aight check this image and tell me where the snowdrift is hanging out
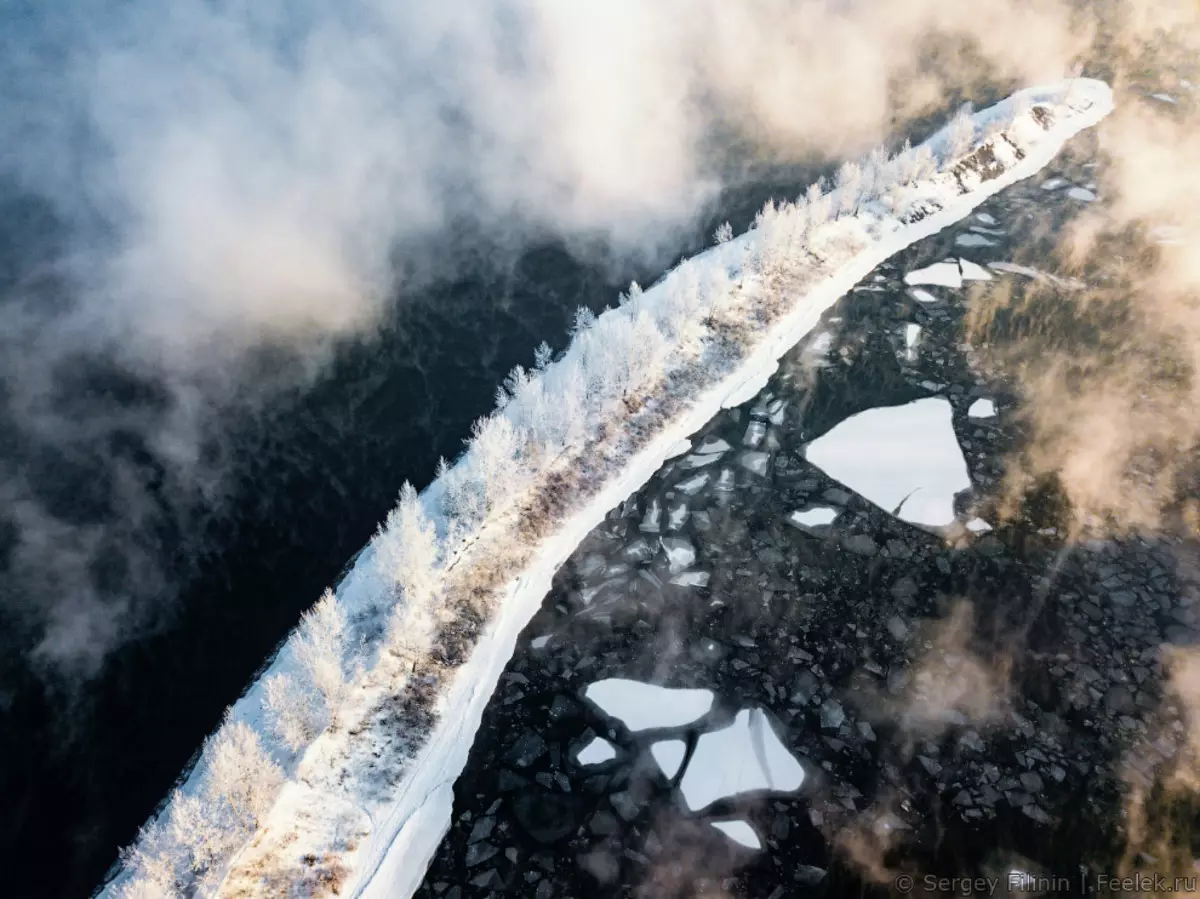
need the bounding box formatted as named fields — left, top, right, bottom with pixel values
left=102, top=79, right=1113, bottom=899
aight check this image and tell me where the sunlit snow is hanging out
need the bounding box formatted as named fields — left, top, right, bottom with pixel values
left=968, top=398, right=997, bottom=419
left=650, top=739, right=688, bottom=779
left=711, top=820, right=762, bottom=850
left=805, top=397, right=971, bottom=528
left=584, top=679, right=714, bottom=733
left=679, top=709, right=806, bottom=811
left=576, top=737, right=617, bottom=766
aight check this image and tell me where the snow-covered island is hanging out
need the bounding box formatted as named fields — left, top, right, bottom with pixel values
left=104, top=79, right=1113, bottom=899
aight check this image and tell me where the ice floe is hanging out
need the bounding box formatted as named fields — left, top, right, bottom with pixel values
left=584, top=679, right=714, bottom=733
left=1041, top=177, right=1067, bottom=190
left=966, top=517, right=994, bottom=534
left=739, top=451, right=770, bottom=477
left=968, top=398, right=997, bottom=419
left=975, top=212, right=997, bottom=225
left=661, top=537, right=697, bottom=573
left=711, top=820, right=762, bottom=850
left=956, top=233, right=996, bottom=247
left=905, top=323, right=922, bottom=348
left=904, top=261, right=962, bottom=288
left=1067, top=186, right=1097, bottom=202
left=576, top=737, right=618, bottom=766
left=530, top=635, right=552, bottom=650
left=1151, top=92, right=1178, bottom=104
left=679, top=708, right=806, bottom=812
left=669, top=570, right=710, bottom=588
left=650, top=739, right=688, bottom=779
left=958, top=259, right=993, bottom=281
left=787, top=507, right=838, bottom=529
left=804, top=397, right=971, bottom=528
left=909, top=288, right=939, bottom=304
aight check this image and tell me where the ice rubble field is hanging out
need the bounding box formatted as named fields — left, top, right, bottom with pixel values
left=105, top=79, right=1112, bottom=899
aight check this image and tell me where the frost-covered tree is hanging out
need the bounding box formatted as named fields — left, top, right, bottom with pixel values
left=293, top=590, right=350, bottom=729
left=533, top=341, right=554, bottom=373
left=469, top=413, right=525, bottom=513
left=945, top=103, right=976, bottom=160
left=806, top=180, right=832, bottom=230
left=713, top=221, right=733, bottom=244
left=203, top=719, right=284, bottom=837
left=378, top=482, right=441, bottom=606
left=439, top=455, right=484, bottom=536
left=263, top=673, right=319, bottom=752
left=835, top=160, right=863, bottom=218
left=117, top=820, right=182, bottom=899
left=911, top=144, right=937, bottom=182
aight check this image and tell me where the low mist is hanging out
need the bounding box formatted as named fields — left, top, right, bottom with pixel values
left=0, top=0, right=1187, bottom=676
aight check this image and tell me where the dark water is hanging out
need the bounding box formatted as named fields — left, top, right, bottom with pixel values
left=411, top=144, right=1200, bottom=897
left=0, top=159, right=849, bottom=899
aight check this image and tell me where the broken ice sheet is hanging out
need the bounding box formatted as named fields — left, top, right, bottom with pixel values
left=711, top=820, right=762, bottom=850
left=669, top=570, right=710, bottom=588
left=956, top=233, right=996, bottom=248
left=804, top=397, right=971, bottom=529
left=975, top=212, right=997, bottom=225
left=909, top=288, right=939, bottom=304
left=679, top=708, right=805, bottom=812
left=958, top=259, right=992, bottom=281
left=787, top=507, right=838, bottom=529
left=650, top=739, right=687, bottom=779
left=576, top=737, right=617, bottom=766
left=905, top=323, right=921, bottom=349
left=661, top=537, right=697, bottom=573
left=968, top=398, right=996, bottom=419
left=739, top=451, right=770, bottom=477
left=676, top=473, right=710, bottom=496
left=904, top=261, right=962, bottom=288
left=584, top=679, right=714, bottom=733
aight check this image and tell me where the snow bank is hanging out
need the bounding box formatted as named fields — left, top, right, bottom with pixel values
left=102, top=78, right=1113, bottom=899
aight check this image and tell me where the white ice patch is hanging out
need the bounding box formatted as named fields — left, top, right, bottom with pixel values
left=1067, top=186, right=1097, bottom=202
left=664, top=439, right=693, bottom=460
left=904, top=261, right=962, bottom=289
left=669, top=570, right=710, bottom=588
left=955, top=233, right=996, bottom=248
left=576, top=737, right=617, bottom=766
left=805, top=397, right=971, bottom=528
left=968, top=398, right=996, bottom=419
left=966, top=517, right=993, bottom=534
left=905, top=323, right=922, bottom=348
left=743, top=420, right=766, bottom=448
left=958, top=259, right=993, bottom=281
left=676, top=473, right=710, bottom=496
left=975, top=212, right=997, bottom=225
left=661, top=537, right=697, bottom=573
left=788, top=507, right=838, bottom=528
left=1041, top=177, right=1067, bottom=190
left=584, top=679, right=714, bottom=733
left=808, top=331, right=834, bottom=355
left=530, top=635, right=552, bottom=650
left=739, top=451, right=770, bottom=477
left=679, top=709, right=806, bottom=812
left=1151, top=92, right=1178, bottom=104
left=711, top=820, right=762, bottom=850
left=909, top=288, right=939, bottom=304
left=650, top=739, right=688, bottom=780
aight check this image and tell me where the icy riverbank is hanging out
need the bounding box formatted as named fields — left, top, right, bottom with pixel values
left=104, top=79, right=1112, bottom=899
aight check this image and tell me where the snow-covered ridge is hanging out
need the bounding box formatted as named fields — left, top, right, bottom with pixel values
left=104, top=79, right=1113, bottom=899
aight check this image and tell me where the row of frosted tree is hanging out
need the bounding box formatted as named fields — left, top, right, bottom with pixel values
left=114, top=97, right=1035, bottom=897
